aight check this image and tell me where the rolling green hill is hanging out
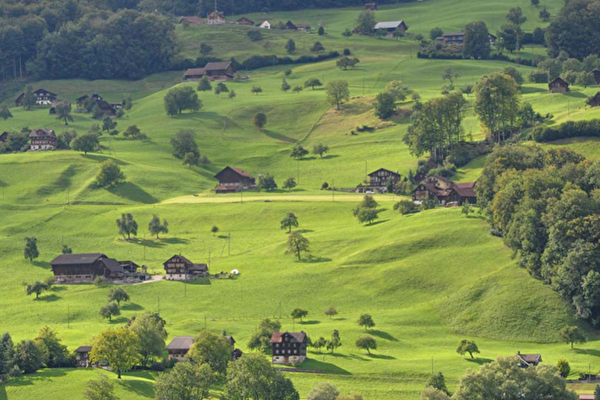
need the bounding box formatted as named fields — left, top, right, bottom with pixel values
left=2, top=0, right=600, bottom=399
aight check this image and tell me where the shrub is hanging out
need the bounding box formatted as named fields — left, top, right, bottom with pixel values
left=532, top=119, right=600, bottom=142
left=394, top=200, right=419, bottom=215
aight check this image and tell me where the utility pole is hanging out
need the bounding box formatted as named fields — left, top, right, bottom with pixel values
left=228, top=234, right=231, bottom=256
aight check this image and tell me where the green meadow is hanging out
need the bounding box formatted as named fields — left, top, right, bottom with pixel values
left=2, top=0, right=600, bottom=398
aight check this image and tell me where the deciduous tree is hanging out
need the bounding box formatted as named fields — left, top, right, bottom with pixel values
left=355, top=336, right=377, bottom=354
left=24, top=237, right=39, bottom=262
left=358, top=314, right=375, bottom=330
left=326, top=80, right=350, bottom=110
left=99, top=302, right=120, bottom=322
left=90, top=328, right=139, bottom=378
left=286, top=231, right=310, bottom=260
left=71, top=133, right=99, bottom=154
left=116, top=213, right=138, bottom=240
left=188, top=330, right=232, bottom=375
left=96, top=160, right=125, bottom=188
left=456, top=339, right=480, bottom=358
left=83, top=374, right=118, bottom=400
left=155, top=361, right=214, bottom=400
left=148, top=215, right=169, bottom=239
left=559, top=326, right=586, bottom=349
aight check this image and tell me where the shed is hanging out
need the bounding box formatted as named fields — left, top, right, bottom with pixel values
left=236, top=17, right=255, bottom=26
left=374, top=20, right=408, bottom=35
left=167, top=336, right=194, bottom=360
left=549, top=77, right=569, bottom=94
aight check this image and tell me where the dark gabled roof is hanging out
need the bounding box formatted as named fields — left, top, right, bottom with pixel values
left=415, top=182, right=450, bottom=197
left=51, top=253, right=105, bottom=266
left=33, top=89, right=57, bottom=96
left=184, top=68, right=206, bottom=77
left=452, top=182, right=477, bottom=197
left=270, top=332, right=306, bottom=343
left=550, top=77, right=569, bottom=87
left=226, top=335, right=236, bottom=345
left=75, top=346, right=92, bottom=353
left=236, top=17, right=254, bottom=24
left=208, top=10, right=225, bottom=18
left=368, top=168, right=400, bottom=177
left=29, top=129, right=56, bottom=138
left=442, top=32, right=464, bottom=37
left=285, top=20, right=297, bottom=29
left=103, top=258, right=124, bottom=273
left=215, top=166, right=254, bottom=180
left=182, top=16, right=203, bottom=24
left=167, top=336, right=194, bottom=351
left=191, top=263, right=208, bottom=272
left=204, top=62, right=232, bottom=71
left=374, top=21, right=406, bottom=30
left=50, top=100, right=71, bottom=109
left=518, top=353, right=542, bottom=364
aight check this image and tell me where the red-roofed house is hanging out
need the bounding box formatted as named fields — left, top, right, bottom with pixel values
left=214, top=166, right=256, bottom=193
left=271, top=332, right=307, bottom=365
left=413, top=176, right=477, bottom=206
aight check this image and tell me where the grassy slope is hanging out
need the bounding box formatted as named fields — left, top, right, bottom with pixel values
left=3, top=0, right=600, bottom=398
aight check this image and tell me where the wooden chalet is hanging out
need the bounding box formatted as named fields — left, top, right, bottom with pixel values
left=236, top=17, right=254, bottom=26
left=0, top=132, right=9, bottom=143
left=167, top=336, right=194, bottom=360
left=214, top=166, right=256, bottom=193
left=207, top=10, right=225, bottom=24
left=75, top=346, right=93, bottom=367
left=76, top=93, right=103, bottom=107
left=183, top=62, right=235, bottom=82
left=29, top=129, right=57, bottom=151
left=259, top=20, right=271, bottom=29
left=436, top=32, right=496, bottom=46
left=588, top=92, right=600, bottom=107
left=181, top=16, right=203, bottom=25
left=374, top=20, right=408, bottom=36
left=163, top=255, right=208, bottom=281
left=271, top=332, right=307, bottom=365
left=413, top=176, right=476, bottom=206
left=549, top=77, right=569, bottom=94
left=15, top=89, right=57, bottom=107
left=517, top=351, right=542, bottom=368
left=368, top=168, right=401, bottom=188
left=365, top=2, right=378, bottom=10
left=49, top=100, right=71, bottom=115
left=284, top=20, right=298, bottom=30
left=50, top=253, right=125, bottom=283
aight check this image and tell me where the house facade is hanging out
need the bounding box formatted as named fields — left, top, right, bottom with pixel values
left=75, top=346, right=93, bottom=367
left=437, top=32, right=496, bottom=46
left=368, top=168, right=401, bottom=189
left=163, top=255, right=208, bottom=281
left=207, top=10, right=225, bottom=24
left=259, top=20, right=271, bottom=29
left=271, top=332, right=307, bottom=365
left=374, top=21, right=408, bottom=36
left=166, top=336, right=194, bottom=360
left=214, top=166, right=256, bottom=193
left=29, top=129, right=57, bottom=151
left=15, top=89, right=57, bottom=107
left=50, top=253, right=125, bottom=283
left=413, top=176, right=476, bottom=206
left=549, top=77, right=570, bottom=94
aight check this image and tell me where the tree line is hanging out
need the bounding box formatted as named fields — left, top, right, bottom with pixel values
left=477, top=145, right=600, bottom=325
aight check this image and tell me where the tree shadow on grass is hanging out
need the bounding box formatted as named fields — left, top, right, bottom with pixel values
left=137, top=237, right=189, bottom=248
left=0, top=179, right=8, bottom=187
left=121, top=303, right=144, bottom=311
left=565, top=91, right=588, bottom=99
left=107, top=182, right=158, bottom=204
left=299, top=255, right=332, bottom=264
left=465, top=357, right=493, bottom=365
left=369, top=329, right=398, bottom=342
left=320, top=154, right=340, bottom=160
left=574, top=348, right=600, bottom=358
left=296, top=358, right=351, bottom=375
left=521, top=86, right=547, bottom=95
left=295, top=229, right=314, bottom=234
left=367, top=353, right=396, bottom=360
left=186, top=278, right=211, bottom=286
left=36, top=165, right=78, bottom=197
left=31, top=261, right=51, bottom=270
left=263, top=129, right=297, bottom=143
left=109, top=316, right=129, bottom=325
left=38, top=294, right=61, bottom=302
left=364, top=219, right=390, bottom=227
left=119, top=376, right=155, bottom=398
left=300, top=320, right=320, bottom=325
left=6, top=368, right=69, bottom=387
left=81, top=154, right=129, bottom=166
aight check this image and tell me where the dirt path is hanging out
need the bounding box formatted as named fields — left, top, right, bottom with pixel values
left=161, top=193, right=401, bottom=205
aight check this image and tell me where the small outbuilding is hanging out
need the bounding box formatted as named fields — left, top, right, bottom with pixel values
left=75, top=346, right=93, bottom=367
left=284, top=21, right=298, bottom=30
left=549, top=77, right=569, bottom=94
left=588, top=92, right=600, bottom=107
left=236, top=17, right=255, bottom=26
left=167, top=336, right=194, bottom=360
left=517, top=352, right=542, bottom=368
left=214, top=166, right=256, bottom=193
left=259, top=20, right=271, bottom=29
left=374, top=20, right=408, bottom=36
left=49, top=100, right=71, bottom=115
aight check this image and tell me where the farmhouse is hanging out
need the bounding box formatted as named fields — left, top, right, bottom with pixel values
left=207, top=10, right=225, bottom=24
left=181, top=16, right=203, bottom=24
left=51, top=253, right=125, bottom=283
left=75, top=346, right=93, bottom=367
left=374, top=21, right=408, bottom=36
left=517, top=352, right=542, bottom=368
left=214, top=166, right=256, bottom=193
left=163, top=255, right=208, bottom=281
left=183, top=62, right=235, bottom=81
left=29, top=129, right=57, bottom=151
left=15, top=89, right=57, bottom=107
left=549, top=77, right=569, bottom=94
left=413, top=176, right=477, bottom=206
left=49, top=100, right=71, bottom=115
left=0, top=132, right=9, bottom=143
left=236, top=17, right=254, bottom=26
left=284, top=21, right=298, bottom=30
left=588, top=92, right=600, bottom=107
left=437, top=32, right=496, bottom=46
left=365, top=2, right=378, bottom=10
left=369, top=168, right=401, bottom=188
left=167, top=336, right=194, bottom=360
left=76, top=93, right=103, bottom=107
left=259, top=20, right=271, bottom=29
left=271, top=332, right=307, bottom=365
